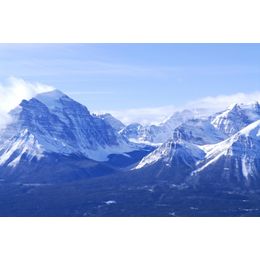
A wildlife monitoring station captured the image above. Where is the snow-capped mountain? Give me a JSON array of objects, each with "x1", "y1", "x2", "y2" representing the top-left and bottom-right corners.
[
  {"x1": 0, "y1": 90, "x2": 139, "y2": 171},
  {"x1": 191, "y1": 120, "x2": 260, "y2": 187},
  {"x1": 135, "y1": 139, "x2": 205, "y2": 170},
  {"x1": 97, "y1": 113, "x2": 125, "y2": 132},
  {"x1": 123, "y1": 103, "x2": 260, "y2": 146},
  {"x1": 121, "y1": 109, "x2": 196, "y2": 144},
  {"x1": 133, "y1": 138, "x2": 205, "y2": 182},
  {"x1": 211, "y1": 102, "x2": 260, "y2": 136},
  {"x1": 163, "y1": 109, "x2": 196, "y2": 130}
]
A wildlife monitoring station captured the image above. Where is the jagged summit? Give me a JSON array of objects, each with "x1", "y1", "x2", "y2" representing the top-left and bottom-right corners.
[
  {"x1": 211, "y1": 102, "x2": 260, "y2": 136},
  {"x1": 97, "y1": 113, "x2": 125, "y2": 131},
  {"x1": 135, "y1": 138, "x2": 205, "y2": 170}
]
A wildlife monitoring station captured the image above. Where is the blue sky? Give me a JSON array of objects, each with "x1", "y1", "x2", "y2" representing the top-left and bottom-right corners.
[{"x1": 1, "y1": 44, "x2": 260, "y2": 124}]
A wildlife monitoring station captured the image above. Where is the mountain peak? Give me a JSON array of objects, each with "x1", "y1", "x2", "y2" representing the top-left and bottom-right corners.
[
  {"x1": 227, "y1": 101, "x2": 260, "y2": 111},
  {"x1": 37, "y1": 89, "x2": 66, "y2": 98},
  {"x1": 97, "y1": 113, "x2": 125, "y2": 131},
  {"x1": 211, "y1": 101, "x2": 260, "y2": 136},
  {"x1": 35, "y1": 89, "x2": 67, "y2": 107},
  {"x1": 35, "y1": 89, "x2": 66, "y2": 100},
  {"x1": 227, "y1": 103, "x2": 241, "y2": 112}
]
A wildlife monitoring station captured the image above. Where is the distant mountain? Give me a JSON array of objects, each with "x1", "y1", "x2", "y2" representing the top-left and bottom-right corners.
[
  {"x1": 134, "y1": 138, "x2": 205, "y2": 183},
  {"x1": 134, "y1": 104, "x2": 260, "y2": 189},
  {"x1": 119, "y1": 123, "x2": 147, "y2": 142},
  {"x1": 172, "y1": 118, "x2": 227, "y2": 145},
  {"x1": 211, "y1": 102, "x2": 260, "y2": 136},
  {"x1": 121, "y1": 109, "x2": 196, "y2": 144},
  {"x1": 163, "y1": 109, "x2": 197, "y2": 130},
  {"x1": 97, "y1": 113, "x2": 125, "y2": 132}
]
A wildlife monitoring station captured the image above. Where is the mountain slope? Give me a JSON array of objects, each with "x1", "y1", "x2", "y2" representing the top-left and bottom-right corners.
[
  {"x1": 191, "y1": 120, "x2": 260, "y2": 188},
  {"x1": 132, "y1": 108, "x2": 260, "y2": 189},
  {"x1": 133, "y1": 138, "x2": 205, "y2": 183}
]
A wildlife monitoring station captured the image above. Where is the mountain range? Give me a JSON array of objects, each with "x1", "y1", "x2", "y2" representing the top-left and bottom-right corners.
[
  {"x1": 1, "y1": 89, "x2": 260, "y2": 191},
  {"x1": 134, "y1": 103, "x2": 260, "y2": 189}
]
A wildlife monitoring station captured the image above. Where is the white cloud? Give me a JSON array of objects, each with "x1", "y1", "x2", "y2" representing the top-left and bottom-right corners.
[
  {"x1": 187, "y1": 92, "x2": 260, "y2": 113},
  {"x1": 105, "y1": 105, "x2": 178, "y2": 126},
  {"x1": 105, "y1": 92, "x2": 260, "y2": 125},
  {"x1": 0, "y1": 77, "x2": 54, "y2": 129}
]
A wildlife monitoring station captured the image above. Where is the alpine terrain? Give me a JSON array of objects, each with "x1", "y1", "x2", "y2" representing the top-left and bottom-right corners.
[{"x1": 1, "y1": 90, "x2": 260, "y2": 217}]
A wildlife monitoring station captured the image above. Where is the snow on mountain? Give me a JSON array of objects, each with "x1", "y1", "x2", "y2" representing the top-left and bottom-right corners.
[
  {"x1": 211, "y1": 102, "x2": 260, "y2": 136},
  {"x1": 135, "y1": 139, "x2": 205, "y2": 170},
  {"x1": 192, "y1": 120, "x2": 260, "y2": 185},
  {"x1": 133, "y1": 103, "x2": 260, "y2": 187},
  {"x1": 0, "y1": 90, "x2": 139, "y2": 168},
  {"x1": 0, "y1": 129, "x2": 44, "y2": 167},
  {"x1": 172, "y1": 118, "x2": 227, "y2": 145},
  {"x1": 133, "y1": 137, "x2": 205, "y2": 183},
  {"x1": 35, "y1": 89, "x2": 65, "y2": 110},
  {"x1": 121, "y1": 109, "x2": 196, "y2": 144},
  {"x1": 97, "y1": 113, "x2": 125, "y2": 132},
  {"x1": 120, "y1": 123, "x2": 170, "y2": 145},
  {"x1": 119, "y1": 123, "x2": 147, "y2": 142},
  {"x1": 123, "y1": 102, "x2": 260, "y2": 146},
  {"x1": 162, "y1": 109, "x2": 196, "y2": 129}
]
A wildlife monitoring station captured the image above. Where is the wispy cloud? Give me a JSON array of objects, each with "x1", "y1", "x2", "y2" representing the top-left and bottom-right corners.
[
  {"x1": 0, "y1": 77, "x2": 53, "y2": 129},
  {"x1": 104, "y1": 105, "x2": 178, "y2": 126},
  {"x1": 187, "y1": 92, "x2": 260, "y2": 112},
  {"x1": 104, "y1": 92, "x2": 260, "y2": 125}
]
